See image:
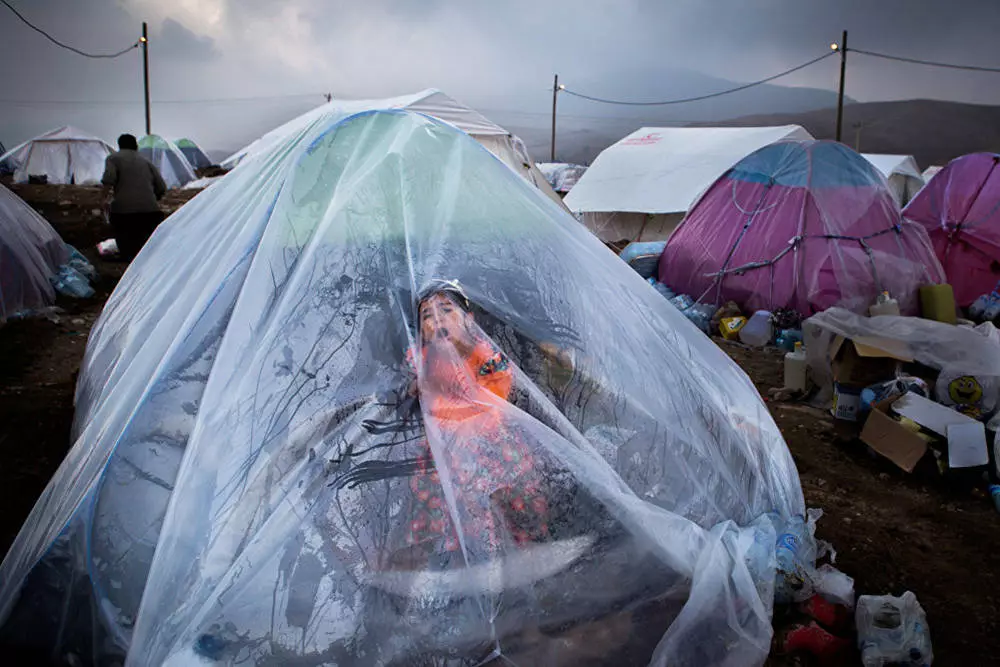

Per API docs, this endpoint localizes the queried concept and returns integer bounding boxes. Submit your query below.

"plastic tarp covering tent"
[536,162,587,194]
[175,138,214,170]
[220,89,567,211]
[902,153,1000,307]
[862,154,924,207]
[0,126,114,185]
[0,109,805,667]
[564,125,813,242]
[0,184,69,321]
[138,134,196,189]
[660,141,944,316]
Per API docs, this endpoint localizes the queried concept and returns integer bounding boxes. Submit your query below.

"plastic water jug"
[784,342,807,392]
[739,310,773,347]
[869,291,900,317]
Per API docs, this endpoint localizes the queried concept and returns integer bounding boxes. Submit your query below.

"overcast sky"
[2,0,999,153]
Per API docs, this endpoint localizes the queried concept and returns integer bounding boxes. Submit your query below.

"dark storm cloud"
[2,0,999,153]
[157,18,219,61]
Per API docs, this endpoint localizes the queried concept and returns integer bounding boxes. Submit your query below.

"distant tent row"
[565,125,814,242]
[536,162,587,194]
[138,135,196,189]
[0,184,70,321]
[0,127,113,185]
[222,89,567,209]
[0,128,213,190]
[862,153,924,207]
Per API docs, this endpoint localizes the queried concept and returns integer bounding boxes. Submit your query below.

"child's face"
[419,293,473,349]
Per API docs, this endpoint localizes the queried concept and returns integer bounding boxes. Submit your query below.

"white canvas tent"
[564,125,813,243]
[862,153,924,206]
[0,126,114,185]
[222,89,566,208]
[922,165,943,181]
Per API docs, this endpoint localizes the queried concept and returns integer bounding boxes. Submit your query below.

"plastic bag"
[856,591,933,667]
[66,245,98,281]
[0,109,804,667]
[50,265,94,299]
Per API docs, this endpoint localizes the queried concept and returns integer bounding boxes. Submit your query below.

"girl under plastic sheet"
[1,109,803,667]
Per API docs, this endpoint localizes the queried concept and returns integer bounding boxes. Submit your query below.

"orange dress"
[406,339,549,554]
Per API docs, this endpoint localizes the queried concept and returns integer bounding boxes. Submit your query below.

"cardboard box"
[829,335,912,388]
[860,400,929,472]
[832,383,861,422]
[892,392,988,469]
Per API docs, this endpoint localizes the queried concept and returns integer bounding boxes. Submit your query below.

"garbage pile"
[804,308,1000,500]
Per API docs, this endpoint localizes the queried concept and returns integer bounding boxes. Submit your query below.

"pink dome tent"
[659,141,944,316]
[902,153,1000,307]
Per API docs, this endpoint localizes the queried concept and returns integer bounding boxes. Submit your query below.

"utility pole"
[835,30,848,143]
[324,93,332,103]
[141,22,150,135]
[550,74,559,162]
[853,122,863,152]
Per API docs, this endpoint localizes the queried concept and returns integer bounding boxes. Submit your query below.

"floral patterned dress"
[406,339,549,555]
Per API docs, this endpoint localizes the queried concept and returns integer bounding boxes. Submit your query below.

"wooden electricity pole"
[835,30,848,143]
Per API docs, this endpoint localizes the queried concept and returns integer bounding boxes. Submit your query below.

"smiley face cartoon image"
[948,376,983,405]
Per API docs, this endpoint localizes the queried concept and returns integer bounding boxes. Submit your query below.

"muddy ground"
[0,184,997,666]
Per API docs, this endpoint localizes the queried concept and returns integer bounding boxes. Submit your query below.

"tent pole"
[835,30,847,143]
[142,22,151,135]
[551,74,559,162]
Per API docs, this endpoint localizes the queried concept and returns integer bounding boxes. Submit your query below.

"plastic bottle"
[776,329,804,352]
[784,342,807,392]
[856,591,933,667]
[869,291,901,317]
[774,513,819,604]
[739,310,774,347]
[969,295,990,321]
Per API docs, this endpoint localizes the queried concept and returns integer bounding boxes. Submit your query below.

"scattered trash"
[784,342,808,392]
[813,564,855,609]
[859,377,929,415]
[870,291,901,317]
[721,315,748,340]
[97,238,119,258]
[66,246,97,281]
[856,591,933,667]
[776,328,804,352]
[989,484,1000,513]
[50,265,94,299]
[968,280,1000,322]
[774,510,822,604]
[919,284,957,324]
[711,301,742,335]
[739,310,773,347]
[621,242,668,279]
[780,621,851,662]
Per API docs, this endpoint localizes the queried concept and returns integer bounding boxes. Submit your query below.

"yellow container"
[919,284,957,324]
[721,316,748,340]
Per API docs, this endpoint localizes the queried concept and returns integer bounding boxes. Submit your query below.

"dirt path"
[1,185,998,665]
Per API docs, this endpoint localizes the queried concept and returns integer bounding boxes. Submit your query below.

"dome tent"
[0,126,113,185]
[173,138,213,170]
[138,134,196,189]
[0,108,803,666]
[660,141,944,316]
[0,184,69,321]
[903,153,1000,307]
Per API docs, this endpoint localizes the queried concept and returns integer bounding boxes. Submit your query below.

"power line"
[0,93,324,106]
[561,51,836,106]
[2,0,138,59]
[851,48,1000,74]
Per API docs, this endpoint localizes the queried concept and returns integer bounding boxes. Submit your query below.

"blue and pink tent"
[659,140,943,316]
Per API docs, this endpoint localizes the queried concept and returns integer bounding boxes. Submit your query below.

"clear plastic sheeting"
[660,141,945,317]
[0,110,804,667]
[138,134,196,189]
[803,307,1000,402]
[0,184,69,322]
[0,126,114,185]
